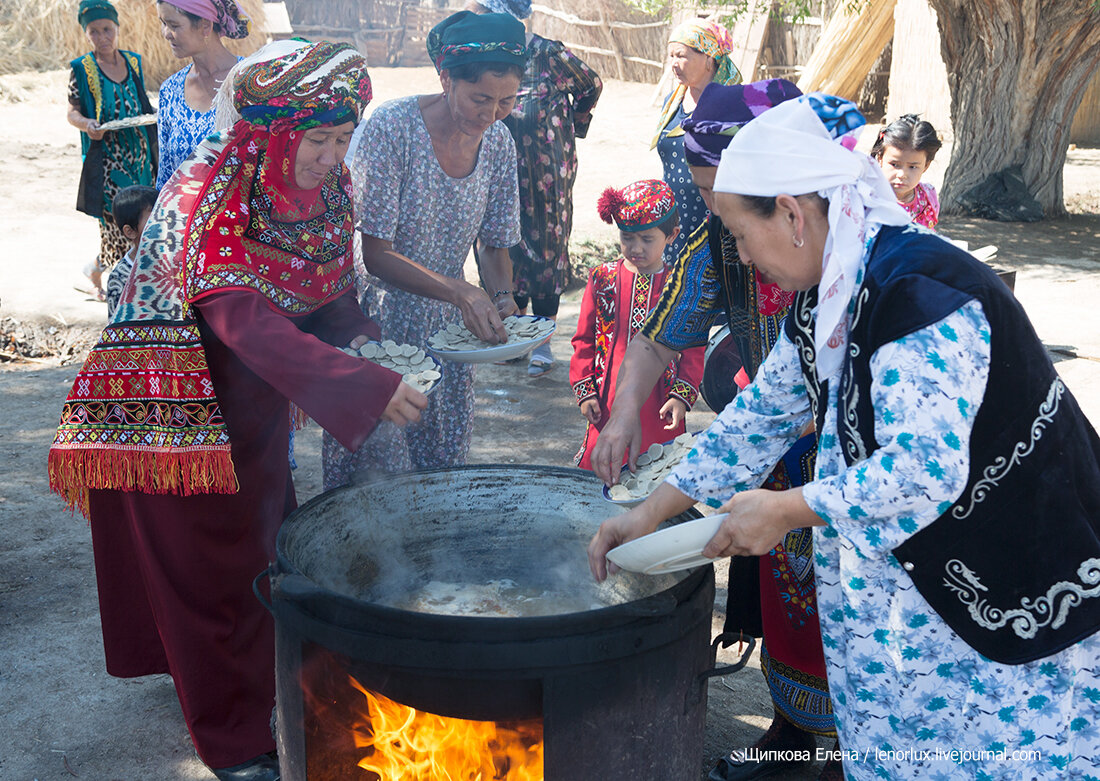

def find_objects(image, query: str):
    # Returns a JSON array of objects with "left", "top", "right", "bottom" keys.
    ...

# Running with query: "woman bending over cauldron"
[
  {"left": 49, "top": 41, "right": 426, "bottom": 781},
  {"left": 323, "top": 10, "right": 524, "bottom": 488},
  {"left": 590, "top": 94, "right": 1100, "bottom": 780}
]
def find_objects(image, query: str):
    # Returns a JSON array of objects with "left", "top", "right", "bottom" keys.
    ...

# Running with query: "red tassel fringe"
[{"left": 48, "top": 448, "right": 239, "bottom": 519}]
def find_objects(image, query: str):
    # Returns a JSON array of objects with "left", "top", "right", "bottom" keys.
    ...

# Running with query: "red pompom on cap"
[{"left": 597, "top": 186, "right": 624, "bottom": 225}]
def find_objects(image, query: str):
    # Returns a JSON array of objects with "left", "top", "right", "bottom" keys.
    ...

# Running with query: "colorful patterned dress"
[
  {"left": 569, "top": 258, "right": 703, "bottom": 470},
  {"left": 322, "top": 96, "right": 521, "bottom": 488},
  {"left": 669, "top": 226, "right": 1100, "bottom": 779},
  {"left": 155, "top": 63, "right": 238, "bottom": 190},
  {"left": 900, "top": 181, "right": 940, "bottom": 229},
  {"left": 502, "top": 34, "right": 601, "bottom": 300},
  {"left": 656, "top": 99, "right": 709, "bottom": 267},
  {"left": 641, "top": 216, "right": 833, "bottom": 737},
  {"left": 68, "top": 50, "right": 157, "bottom": 269}
]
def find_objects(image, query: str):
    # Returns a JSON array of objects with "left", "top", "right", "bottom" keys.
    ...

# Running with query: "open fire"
[
  {"left": 298, "top": 645, "right": 543, "bottom": 780},
  {"left": 348, "top": 678, "right": 543, "bottom": 780}
]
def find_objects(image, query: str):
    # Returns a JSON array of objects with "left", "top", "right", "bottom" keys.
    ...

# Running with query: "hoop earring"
[{"left": 793, "top": 235, "right": 804, "bottom": 248}]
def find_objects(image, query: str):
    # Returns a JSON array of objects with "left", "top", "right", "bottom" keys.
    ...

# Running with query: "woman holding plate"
[
  {"left": 323, "top": 10, "right": 523, "bottom": 487},
  {"left": 590, "top": 94, "right": 1100, "bottom": 779},
  {"left": 67, "top": 0, "right": 157, "bottom": 298}
]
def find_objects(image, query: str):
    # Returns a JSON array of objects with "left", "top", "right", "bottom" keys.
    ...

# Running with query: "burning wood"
[{"left": 348, "top": 677, "right": 543, "bottom": 781}]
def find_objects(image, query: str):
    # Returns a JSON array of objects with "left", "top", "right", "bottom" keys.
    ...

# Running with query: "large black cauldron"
[{"left": 258, "top": 465, "right": 752, "bottom": 780}]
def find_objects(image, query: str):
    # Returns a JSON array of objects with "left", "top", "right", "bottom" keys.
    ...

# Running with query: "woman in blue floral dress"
[
  {"left": 590, "top": 95, "right": 1100, "bottom": 780},
  {"left": 323, "top": 11, "right": 523, "bottom": 488},
  {"left": 154, "top": 0, "right": 249, "bottom": 188}
]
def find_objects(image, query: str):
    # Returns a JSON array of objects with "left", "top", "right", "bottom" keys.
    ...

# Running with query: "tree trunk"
[{"left": 928, "top": 0, "right": 1100, "bottom": 218}]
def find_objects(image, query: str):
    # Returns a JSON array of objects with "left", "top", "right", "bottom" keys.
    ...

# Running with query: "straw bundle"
[
  {"left": 0, "top": 0, "right": 267, "bottom": 88},
  {"left": 796, "top": 0, "right": 895, "bottom": 99}
]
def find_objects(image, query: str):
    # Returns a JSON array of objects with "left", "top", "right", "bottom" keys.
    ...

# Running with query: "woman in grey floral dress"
[
  {"left": 466, "top": 0, "right": 602, "bottom": 376},
  {"left": 323, "top": 10, "right": 523, "bottom": 488}
]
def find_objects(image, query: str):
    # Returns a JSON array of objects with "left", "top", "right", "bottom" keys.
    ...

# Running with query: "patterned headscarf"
[
  {"left": 231, "top": 40, "right": 373, "bottom": 133},
  {"left": 681, "top": 79, "right": 802, "bottom": 167},
  {"left": 427, "top": 10, "right": 527, "bottom": 74},
  {"left": 597, "top": 179, "right": 677, "bottom": 232},
  {"left": 477, "top": 0, "right": 532, "bottom": 19},
  {"left": 161, "top": 0, "right": 250, "bottom": 39},
  {"left": 78, "top": 0, "right": 118, "bottom": 28},
  {"left": 48, "top": 41, "right": 371, "bottom": 515},
  {"left": 652, "top": 19, "right": 742, "bottom": 149},
  {"left": 713, "top": 94, "right": 910, "bottom": 382}
]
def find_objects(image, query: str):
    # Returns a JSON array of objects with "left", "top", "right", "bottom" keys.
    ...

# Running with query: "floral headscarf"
[
  {"left": 48, "top": 41, "right": 373, "bottom": 515},
  {"left": 651, "top": 19, "right": 742, "bottom": 148},
  {"left": 681, "top": 79, "right": 803, "bottom": 167},
  {"left": 162, "top": 0, "right": 250, "bottom": 39},
  {"left": 713, "top": 94, "right": 911, "bottom": 381}
]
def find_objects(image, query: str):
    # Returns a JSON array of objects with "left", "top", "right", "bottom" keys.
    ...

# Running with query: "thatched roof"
[{"left": 0, "top": 0, "right": 268, "bottom": 87}]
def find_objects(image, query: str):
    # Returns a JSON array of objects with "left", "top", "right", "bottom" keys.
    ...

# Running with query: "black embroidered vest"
[{"left": 786, "top": 224, "right": 1100, "bottom": 664}]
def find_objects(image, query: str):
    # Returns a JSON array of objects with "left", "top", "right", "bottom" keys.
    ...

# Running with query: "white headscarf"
[{"left": 713, "top": 96, "right": 910, "bottom": 381}]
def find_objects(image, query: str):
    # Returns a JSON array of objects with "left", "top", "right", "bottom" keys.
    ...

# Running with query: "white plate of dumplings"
[
  {"left": 602, "top": 433, "right": 696, "bottom": 506},
  {"left": 426, "top": 315, "right": 556, "bottom": 364},
  {"left": 342, "top": 340, "right": 444, "bottom": 395}
]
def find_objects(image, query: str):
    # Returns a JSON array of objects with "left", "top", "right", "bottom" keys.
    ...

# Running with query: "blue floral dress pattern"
[
  {"left": 156, "top": 65, "right": 232, "bottom": 190},
  {"left": 322, "top": 96, "right": 520, "bottom": 488},
  {"left": 668, "top": 248, "right": 1100, "bottom": 778},
  {"left": 656, "top": 99, "right": 708, "bottom": 267}
]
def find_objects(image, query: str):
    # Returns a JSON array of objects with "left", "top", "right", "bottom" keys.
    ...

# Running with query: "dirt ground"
[{"left": 1, "top": 64, "right": 1099, "bottom": 781}]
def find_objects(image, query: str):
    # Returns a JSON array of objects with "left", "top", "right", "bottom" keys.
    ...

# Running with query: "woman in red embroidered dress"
[
  {"left": 48, "top": 41, "right": 426, "bottom": 781},
  {"left": 569, "top": 179, "right": 704, "bottom": 470}
]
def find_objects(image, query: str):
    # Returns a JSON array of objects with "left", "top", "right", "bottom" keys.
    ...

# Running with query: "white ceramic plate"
[
  {"left": 427, "top": 315, "right": 555, "bottom": 364},
  {"left": 606, "top": 514, "right": 727, "bottom": 575},
  {"left": 602, "top": 484, "right": 645, "bottom": 508},
  {"left": 599, "top": 435, "right": 693, "bottom": 507}
]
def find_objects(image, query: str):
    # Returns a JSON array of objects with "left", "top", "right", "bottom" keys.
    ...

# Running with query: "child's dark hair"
[
  {"left": 112, "top": 186, "right": 158, "bottom": 233},
  {"left": 870, "top": 114, "right": 942, "bottom": 163},
  {"left": 655, "top": 209, "right": 679, "bottom": 237}
]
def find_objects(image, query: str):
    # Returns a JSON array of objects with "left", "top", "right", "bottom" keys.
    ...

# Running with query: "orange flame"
[{"left": 347, "top": 676, "right": 544, "bottom": 781}]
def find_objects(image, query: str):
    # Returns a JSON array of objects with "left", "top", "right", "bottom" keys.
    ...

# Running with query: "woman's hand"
[
  {"left": 85, "top": 119, "right": 106, "bottom": 141},
  {"left": 494, "top": 293, "right": 520, "bottom": 318},
  {"left": 454, "top": 281, "right": 508, "bottom": 343},
  {"left": 703, "top": 488, "right": 822, "bottom": 559},
  {"left": 579, "top": 398, "right": 602, "bottom": 425},
  {"left": 660, "top": 397, "right": 687, "bottom": 429},
  {"left": 591, "top": 412, "right": 642, "bottom": 487},
  {"left": 347, "top": 334, "right": 372, "bottom": 350},
  {"left": 587, "top": 504, "right": 662, "bottom": 582},
  {"left": 380, "top": 382, "right": 429, "bottom": 426}
]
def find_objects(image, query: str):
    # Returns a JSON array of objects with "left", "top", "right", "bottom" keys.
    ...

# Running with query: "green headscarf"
[
  {"left": 78, "top": 0, "right": 118, "bottom": 29},
  {"left": 426, "top": 10, "right": 526, "bottom": 74}
]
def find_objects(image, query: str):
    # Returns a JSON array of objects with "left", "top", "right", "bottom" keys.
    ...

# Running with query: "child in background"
[
  {"left": 871, "top": 113, "right": 943, "bottom": 229},
  {"left": 105, "top": 185, "right": 157, "bottom": 318},
  {"left": 569, "top": 179, "right": 704, "bottom": 470}
]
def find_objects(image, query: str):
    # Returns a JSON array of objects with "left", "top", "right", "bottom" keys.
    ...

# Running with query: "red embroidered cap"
[{"left": 597, "top": 179, "right": 676, "bottom": 232}]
